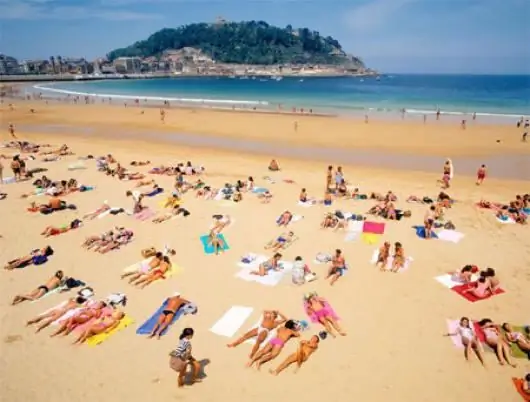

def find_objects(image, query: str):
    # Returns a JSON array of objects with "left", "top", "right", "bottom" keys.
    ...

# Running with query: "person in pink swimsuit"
[{"left": 304, "top": 293, "right": 346, "bottom": 337}]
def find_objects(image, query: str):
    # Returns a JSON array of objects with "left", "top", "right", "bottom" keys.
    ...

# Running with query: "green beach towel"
[{"left": 502, "top": 325, "right": 530, "bottom": 359}]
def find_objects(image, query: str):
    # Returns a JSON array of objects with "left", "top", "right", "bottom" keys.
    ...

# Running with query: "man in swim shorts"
[
  {"left": 12, "top": 270, "right": 65, "bottom": 305},
  {"left": 149, "top": 292, "right": 197, "bottom": 339}
]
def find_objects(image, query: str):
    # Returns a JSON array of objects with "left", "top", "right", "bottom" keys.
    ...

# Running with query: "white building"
[
  {"left": 113, "top": 57, "right": 142, "bottom": 74},
  {"left": 0, "top": 54, "right": 20, "bottom": 75}
]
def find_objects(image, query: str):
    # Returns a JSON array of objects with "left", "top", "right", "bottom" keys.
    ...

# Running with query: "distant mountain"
[{"left": 107, "top": 20, "right": 365, "bottom": 68}]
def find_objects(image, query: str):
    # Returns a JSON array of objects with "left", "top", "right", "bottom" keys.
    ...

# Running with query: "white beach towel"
[
  {"left": 370, "top": 249, "right": 413, "bottom": 273},
  {"left": 436, "top": 229, "right": 465, "bottom": 243},
  {"left": 123, "top": 257, "right": 152, "bottom": 274},
  {"left": 235, "top": 261, "right": 293, "bottom": 287},
  {"left": 434, "top": 273, "right": 479, "bottom": 289},
  {"left": 2, "top": 176, "right": 16, "bottom": 185},
  {"left": 297, "top": 200, "right": 315, "bottom": 208},
  {"left": 243, "top": 319, "right": 277, "bottom": 345},
  {"left": 291, "top": 214, "right": 303, "bottom": 223},
  {"left": 31, "top": 285, "right": 67, "bottom": 303},
  {"left": 210, "top": 306, "right": 254, "bottom": 338},
  {"left": 496, "top": 216, "right": 515, "bottom": 224},
  {"left": 446, "top": 319, "right": 465, "bottom": 348}
]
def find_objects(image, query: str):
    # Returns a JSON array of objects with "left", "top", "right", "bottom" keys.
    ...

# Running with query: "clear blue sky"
[{"left": 0, "top": 0, "right": 529, "bottom": 74}]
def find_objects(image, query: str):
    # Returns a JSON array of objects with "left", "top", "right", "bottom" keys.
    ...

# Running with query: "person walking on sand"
[
  {"left": 523, "top": 132, "right": 528, "bottom": 142},
  {"left": 476, "top": 164, "right": 487, "bottom": 185},
  {"left": 269, "top": 335, "right": 319, "bottom": 376},
  {"left": 294, "top": 121, "right": 298, "bottom": 132},
  {"left": 169, "top": 328, "right": 202, "bottom": 387},
  {"left": 8, "top": 123, "right": 16, "bottom": 139},
  {"left": 160, "top": 109, "right": 165, "bottom": 123}
]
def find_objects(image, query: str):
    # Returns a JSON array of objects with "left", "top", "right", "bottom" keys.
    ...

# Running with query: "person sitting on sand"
[
  {"left": 196, "top": 185, "right": 215, "bottom": 199},
  {"left": 257, "top": 190, "right": 273, "bottom": 203},
  {"left": 376, "top": 242, "right": 391, "bottom": 271},
  {"left": 41, "top": 219, "right": 82, "bottom": 237},
  {"left": 126, "top": 190, "right": 144, "bottom": 213},
  {"left": 320, "top": 212, "right": 338, "bottom": 229},
  {"left": 26, "top": 294, "right": 89, "bottom": 333},
  {"left": 4, "top": 246, "right": 54, "bottom": 270},
  {"left": 465, "top": 276, "right": 493, "bottom": 299},
  {"left": 50, "top": 301, "right": 109, "bottom": 337},
  {"left": 299, "top": 188, "right": 315, "bottom": 204},
  {"left": 122, "top": 252, "right": 163, "bottom": 281},
  {"left": 12, "top": 270, "right": 65, "bottom": 305},
  {"left": 322, "top": 191, "right": 333, "bottom": 206},
  {"left": 304, "top": 293, "right": 345, "bottom": 337},
  {"left": 247, "top": 320, "right": 300, "bottom": 370},
  {"left": 383, "top": 200, "right": 397, "bottom": 220},
  {"left": 149, "top": 292, "right": 197, "bottom": 339},
  {"left": 502, "top": 323, "right": 530, "bottom": 354},
  {"left": 268, "top": 159, "right": 280, "bottom": 171},
  {"left": 391, "top": 242, "right": 405, "bottom": 273},
  {"left": 131, "top": 256, "right": 171, "bottom": 289},
  {"left": 450, "top": 265, "right": 478, "bottom": 283},
  {"left": 251, "top": 253, "right": 282, "bottom": 277},
  {"left": 130, "top": 160, "right": 150, "bottom": 166},
  {"left": 269, "top": 335, "right": 320, "bottom": 376},
  {"left": 212, "top": 214, "right": 231, "bottom": 233},
  {"left": 72, "top": 310, "right": 125, "bottom": 345},
  {"left": 265, "top": 231, "right": 296, "bottom": 252},
  {"left": 277, "top": 210, "right": 293, "bottom": 227},
  {"left": 326, "top": 249, "right": 347, "bottom": 286},
  {"left": 227, "top": 310, "right": 288, "bottom": 358},
  {"left": 483, "top": 268, "right": 500, "bottom": 291},
  {"left": 478, "top": 319, "right": 517, "bottom": 367},
  {"left": 445, "top": 316, "right": 486, "bottom": 366}
]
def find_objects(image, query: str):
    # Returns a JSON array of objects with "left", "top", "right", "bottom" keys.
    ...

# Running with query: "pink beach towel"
[
  {"left": 134, "top": 208, "right": 155, "bottom": 221},
  {"left": 303, "top": 299, "right": 339, "bottom": 323},
  {"left": 73, "top": 307, "right": 114, "bottom": 333},
  {"left": 446, "top": 319, "right": 485, "bottom": 348},
  {"left": 362, "top": 221, "right": 385, "bottom": 235}
]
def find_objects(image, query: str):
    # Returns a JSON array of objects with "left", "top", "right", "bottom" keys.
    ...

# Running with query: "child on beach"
[
  {"left": 445, "top": 317, "right": 486, "bottom": 367},
  {"left": 269, "top": 335, "right": 320, "bottom": 376},
  {"left": 391, "top": 242, "right": 405, "bottom": 273}
]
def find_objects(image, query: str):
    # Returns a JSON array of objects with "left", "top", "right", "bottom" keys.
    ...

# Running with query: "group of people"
[
  {"left": 82, "top": 227, "right": 134, "bottom": 254},
  {"left": 478, "top": 194, "right": 529, "bottom": 224}
]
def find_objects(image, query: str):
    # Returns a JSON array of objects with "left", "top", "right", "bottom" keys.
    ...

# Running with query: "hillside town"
[{"left": 0, "top": 47, "right": 375, "bottom": 81}]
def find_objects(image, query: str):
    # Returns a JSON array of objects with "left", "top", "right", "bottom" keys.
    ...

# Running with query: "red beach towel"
[
  {"left": 512, "top": 378, "right": 530, "bottom": 401},
  {"left": 451, "top": 282, "right": 505, "bottom": 303},
  {"left": 362, "top": 221, "right": 385, "bottom": 235}
]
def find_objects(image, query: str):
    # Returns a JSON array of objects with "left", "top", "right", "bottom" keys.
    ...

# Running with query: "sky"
[{"left": 0, "top": 0, "right": 529, "bottom": 74}]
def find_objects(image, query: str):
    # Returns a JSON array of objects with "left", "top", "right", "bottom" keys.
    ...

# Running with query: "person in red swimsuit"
[{"left": 476, "top": 164, "right": 487, "bottom": 185}]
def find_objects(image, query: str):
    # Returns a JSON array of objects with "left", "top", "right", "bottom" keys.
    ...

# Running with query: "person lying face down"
[
  {"left": 12, "top": 270, "right": 65, "bottom": 305},
  {"left": 251, "top": 253, "right": 283, "bottom": 276}
]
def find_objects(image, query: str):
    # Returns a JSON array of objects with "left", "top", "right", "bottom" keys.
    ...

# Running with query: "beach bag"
[
  {"left": 65, "top": 278, "right": 86, "bottom": 289},
  {"left": 181, "top": 302, "right": 198, "bottom": 315},
  {"left": 106, "top": 292, "right": 127, "bottom": 307},
  {"left": 78, "top": 287, "right": 94, "bottom": 298},
  {"left": 315, "top": 253, "right": 332, "bottom": 263}
]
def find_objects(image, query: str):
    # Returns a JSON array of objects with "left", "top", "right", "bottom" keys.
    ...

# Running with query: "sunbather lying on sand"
[
  {"left": 130, "top": 256, "right": 171, "bottom": 289},
  {"left": 134, "top": 179, "right": 156, "bottom": 188},
  {"left": 82, "top": 230, "right": 114, "bottom": 249},
  {"left": 370, "top": 191, "right": 397, "bottom": 202},
  {"left": 477, "top": 319, "right": 517, "bottom": 367},
  {"left": 122, "top": 252, "right": 163, "bottom": 280},
  {"left": 206, "top": 230, "right": 226, "bottom": 255},
  {"left": 326, "top": 249, "right": 347, "bottom": 286},
  {"left": 130, "top": 160, "right": 150, "bottom": 166},
  {"left": 26, "top": 294, "right": 89, "bottom": 333},
  {"left": 502, "top": 323, "right": 530, "bottom": 354},
  {"left": 450, "top": 265, "right": 478, "bottom": 283},
  {"left": 96, "top": 229, "right": 134, "bottom": 254},
  {"left": 4, "top": 245, "right": 54, "bottom": 270},
  {"left": 149, "top": 293, "right": 197, "bottom": 339},
  {"left": 265, "top": 231, "right": 296, "bottom": 252},
  {"left": 247, "top": 320, "right": 300, "bottom": 370},
  {"left": 496, "top": 208, "right": 527, "bottom": 224},
  {"left": 270, "top": 335, "right": 319, "bottom": 376},
  {"left": 50, "top": 301, "right": 109, "bottom": 337},
  {"left": 445, "top": 317, "right": 486, "bottom": 367},
  {"left": 12, "top": 270, "right": 65, "bottom": 305},
  {"left": 464, "top": 276, "right": 494, "bottom": 299},
  {"left": 152, "top": 206, "right": 190, "bottom": 223},
  {"left": 212, "top": 214, "right": 231, "bottom": 232},
  {"left": 83, "top": 203, "right": 110, "bottom": 220},
  {"left": 196, "top": 185, "right": 215, "bottom": 199},
  {"left": 72, "top": 310, "right": 125, "bottom": 345},
  {"left": 277, "top": 210, "right": 293, "bottom": 226},
  {"left": 227, "top": 310, "right": 288, "bottom": 358},
  {"left": 304, "top": 293, "right": 345, "bottom": 337},
  {"left": 41, "top": 219, "right": 82, "bottom": 237},
  {"left": 251, "top": 253, "right": 283, "bottom": 276}
]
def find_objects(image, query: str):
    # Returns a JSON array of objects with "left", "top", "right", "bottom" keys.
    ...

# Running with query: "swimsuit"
[
  {"left": 269, "top": 337, "right": 284, "bottom": 347},
  {"left": 38, "top": 285, "right": 49, "bottom": 293},
  {"left": 162, "top": 310, "right": 175, "bottom": 316},
  {"left": 277, "top": 237, "right": 287, "bottom": 244}
]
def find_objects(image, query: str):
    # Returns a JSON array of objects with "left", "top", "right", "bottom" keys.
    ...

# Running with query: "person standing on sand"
[
  {"left": 8, "top": 123, "right": 16, "bottom": 139},
  {"left": 461, "top": 120, "right": 466, "bottom": 130},
  {"left": 294, "top": 121, "right": 298, "bottom": 132},
  {"left": 476, "top": 164, "right": 487, "bottom": 185},
  {"left": 523, "top": 132, "right": 528, "bottom": 142},
  {"left": 160, "top": 109, "right": 166, "bottom": 123},
  {"left": 436, "top": 109, "right": 440, "bottom": 120},
  {"left": 169, "top": 328, "right": 202, "bottom": 387}
]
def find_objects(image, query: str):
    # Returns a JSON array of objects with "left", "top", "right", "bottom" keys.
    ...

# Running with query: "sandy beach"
[{"left": 0, "top": 100, "right": 529, "bottom": 402}]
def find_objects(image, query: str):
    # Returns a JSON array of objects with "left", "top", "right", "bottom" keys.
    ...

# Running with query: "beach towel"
[
  {"left": 252, "top": 187, "right": 269, "bottom": 194},
  {"left": 31, "top": 285, "right": 67, "bottom": 303},
  {"left": 236, "top": 257, "right": 293, "bottom": 287},
  {"left": 97, "top": 207, "right": 122, "bottom": 219},
  {"left": 496, "top": 216, "right": 516, "bottom": 224},
  {"left": 303, "top": 299, "right": 339, "bottom": 323},
  {"left": 436, "top": 229, "right": 465, "bottom": 243},
  {"left": 146, "top": 187, "right": 164, "bottom": 197},
  {"left": 361, "top": 233, "right": 380, "bottom": 245},
  {"left": 210, "top": 306, "right": 253, "bottom": 338},
  {"left": 363, "top": 221, "right": 385, "bottom": 235},
  {"left": 370, "top": 249, "right": 413, "bottom": 272},
  {"left": 276, "top": 214, "right": 303, "bottom": 225},
  {"left": 445, "top": 319, "right": 485, "bottom": 348},
  {"left": 523, "top": 208, "right": 530, "bottom": 215},
  {"left": 451, "top": 282, "right": 505, "bottom": 302},
  {"left": 68, "top": 162, "right": 86, "bottom": 171},
  {"left": 512, "top": 378, "right": 530, "bottom": 401},
  {"left": 200, "top": 234, "right": 230, "bottom": 254},
  {"left": 344, "top": 231, "right": 361, "bottom": 242},
  {"left": 434, "top": 273, "right": 479, "bottom": 289},
  {"left": 136, "top": 299, "right": 197, "bottom": 336},
  {"left": 85, "top": 315, "right": 134, "bottom": 346},
  {"left": 2, "top": 176, "right": 16, "bottom": 184},
  {"left": 314, "top": 252, "right": 332, "bottom": 264},
  {"left": 502, "top": 325, "right": 530, "bottom": 359},
  {"left": 414, "top": 226, "right": 438, "bottom": 239}
]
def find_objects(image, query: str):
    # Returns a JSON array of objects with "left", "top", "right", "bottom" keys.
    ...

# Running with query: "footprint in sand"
[{"left": 4, "top": 335, "right": 23, "bottom": 343}]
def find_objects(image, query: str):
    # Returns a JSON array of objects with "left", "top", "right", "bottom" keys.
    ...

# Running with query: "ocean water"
[{"left": 33, "top": 74, "right": 530, "bottom": 119}]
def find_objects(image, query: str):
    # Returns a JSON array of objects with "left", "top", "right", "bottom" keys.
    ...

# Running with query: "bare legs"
[
  {"left": 149, "top": 313, "right": 175, "bottom": 339},
  {"left": 462, "top": 338, "right": 486, "bottom": 367},
  {"left": 178, "top": 360, "right": 201, "bottom": 387},
  {"left": 269, "top": 353, "right": 299, "bottom": 376}
]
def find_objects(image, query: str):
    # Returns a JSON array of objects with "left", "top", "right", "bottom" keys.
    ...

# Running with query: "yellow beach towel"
[
  {"left": 361, "top": 233, "right": 380, "bottom": 245},
  {"left": 86, "top": 315, "right": 134, "bottom": 347}
]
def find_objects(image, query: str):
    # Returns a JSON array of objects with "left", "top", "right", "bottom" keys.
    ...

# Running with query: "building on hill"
[
  {"left": 0, "top": 54, "right": 20, "bottom": 75},
  {"left": 113, "top": 57, "right": 142, "bottom": 74}
]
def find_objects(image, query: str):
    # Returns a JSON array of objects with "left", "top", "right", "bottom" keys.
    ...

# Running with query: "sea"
[{"left": 31, "top": 74, "right": 530, "bottom": 123}]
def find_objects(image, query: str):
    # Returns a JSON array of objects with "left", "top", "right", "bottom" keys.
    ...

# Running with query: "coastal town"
[{"left": 0, "top": 47, "right": 376, "bottom": 82}]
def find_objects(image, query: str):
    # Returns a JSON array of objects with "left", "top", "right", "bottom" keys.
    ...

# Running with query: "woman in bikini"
[
  {"left": 305, "top": 293, "right": 345, "bottom": 337},
  {"left": 445, "top": 316, "right": 486, "bottom": 366},
  {"left": 247, "top": 320, "right": 300, "bottom": 370},
  {"left": 73, "top": 310, "right": 125, "bottom": 345},
  {"left": 122, "top": 252, "right": 163, "bottom": 281},
  {"left": 265, "top": 232, "right": 295, "bottom": 252},
  {"left": 391, "top": 242, "right": 405, "bottom": 273},
  {"left": 50, "top": 301, "right": 108, "bottom": 337},
  {"left": 131, "top": 256, "right": 171, "bottom": 289},
  {"left": 376, "top": 242, "right": 391, "bottom": 271},
  {"left": 251, "top": 253, "right": 282, "bottom": 276},
  {"left": 227, "top": 310, "right": 288, "bottom": 359},
  {"left": 41, "top": 219, "right": 82, "bottom": 237},
  {"left": 465, "top": 276, "right": 493, "bottom": 299},
  {"left": 450, "top": 265, "right": 478, "bottom": 283},
  {"left": 277, "top": 210, "right": 293, "bottom": 227},
  {"left": 502, "top": 323, "right": 530, "bottom": 354},
  {"left": 207, "top": 229, "right": 226, "bottom": 255},
  {"left": 326, "top": 249, "right": 347, "bottom": 286},
  {"left": 26, "top": 295, "right": 88, "bottom": 333},
  {"left": 12, "top": 270, "right": 65, "bottom": 305},
  {"left": 478, "top": 319, "right": 517, "bottom": 367},
  {"left": 269, "top": 335, "right": 319, "bottom": 376},
  {"left": 424, "top": 205, "right": 436, "bottom": 239}
]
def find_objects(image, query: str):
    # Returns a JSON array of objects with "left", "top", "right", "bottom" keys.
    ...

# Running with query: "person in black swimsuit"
[
  {"left": 12, "top": 270, "right": 65, "bottom": 305},
  {"left": 148, "top": 293, "right": 197, "bottom": 339}
]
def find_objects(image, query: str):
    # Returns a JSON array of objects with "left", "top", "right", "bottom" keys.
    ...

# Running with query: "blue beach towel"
[
  {"left": 200, "top": 234, "right": 230, "bottom": 254},
  {"left": 414, "top": 226, "right": 438, "bottom": 239},
  {"left": 136, "top": 299, "right": 185, "bottom": 336},
  {"left": 523, "top": 208, "right": 530, "bottom": 215},
  {"left": 146, "top": 188, "right": 164, "bottom": 197},
  {"left": 252, "top": 187, "right": 269, "bottom": 194}
]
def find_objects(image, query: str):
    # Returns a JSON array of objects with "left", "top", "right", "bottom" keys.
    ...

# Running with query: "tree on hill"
[{"left": 107, "top": 21, "right": 364, "bottom": 67}]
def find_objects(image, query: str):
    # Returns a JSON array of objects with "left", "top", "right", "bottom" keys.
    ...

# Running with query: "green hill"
[{"left": 107, "top": 20, "right": 364, "bottom": 67}]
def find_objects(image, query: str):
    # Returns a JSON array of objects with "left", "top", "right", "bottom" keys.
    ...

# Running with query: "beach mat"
[
  {"left": 200, "top": 234, "right": 230, "bottom": 254},
  {"left": 136, "top": 299, "right": 184, "bottom": 336},
  {"left": 445, "top": 319, "right": 485, "bottom": 348},
  {"left": 370, "top": 249, "right": 413, "bottom": 272},
  {"left": 252, "top": 187, "right": 269, "bottom": 194},
  {"left": 86, "top": 315, "right": 134, "bottom": 346},
  {"left": 414, "top": 226, "right": 438, "bottom": 239},
  {"left": 437, "top": 229, "right": 465, "bottom": 243},
  {"left": 363, "top": 221, "right": 385, "bottom": 235},
  {"left": 133, "top": 208, "right": 156, "bottom": 221},
  {"left": 434, "top": 273, "right": 479, "bottom": 289},
  {"left": 502, "top": 325, "right": 530, "bottom": 359},
  {"left": 31, "top": 285, "right": 67, "bottom": 303},
  {"left": 512, "top": 378, "right": 530, "bottom": 401},
  {"left": 361, "top": 233, "right": 380, "bottom": 245},
  {"left": 210, "top": 306, "right": 253, "bottom": 338},
  {"left": 451, "top": 283, "right": 505, "bottom": 302},
  {"left": 123, "top": 258, "right": 151, "bottom": 274},
  {"left": 236, "top": 260, "right": 293, "bottom": 287}
]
